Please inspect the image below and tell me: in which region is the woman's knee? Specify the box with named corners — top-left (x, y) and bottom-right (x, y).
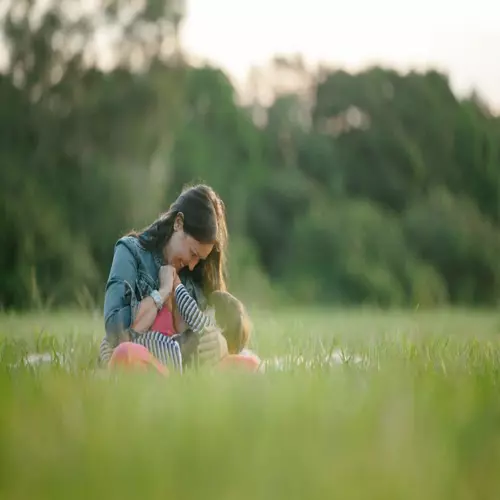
top-left (218, 353), bottom-right (261, 372)
top-left (109, 342), bottom-right (169, 376)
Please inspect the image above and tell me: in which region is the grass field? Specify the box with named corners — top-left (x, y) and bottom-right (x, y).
top-left (1, 308), bottom-right (500, 499)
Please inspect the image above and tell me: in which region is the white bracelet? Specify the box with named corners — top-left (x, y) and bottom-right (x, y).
top-left (150, 290), bottom-right (163, 310)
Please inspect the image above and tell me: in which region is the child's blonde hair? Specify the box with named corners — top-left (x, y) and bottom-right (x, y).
top-left (209, 291), bottom-right (251, 354)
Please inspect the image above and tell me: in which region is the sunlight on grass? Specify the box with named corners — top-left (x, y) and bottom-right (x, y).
top-left (1, 308), bottom-right (500, 499)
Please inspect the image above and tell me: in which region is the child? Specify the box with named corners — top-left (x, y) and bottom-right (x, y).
top-left (174, 281), bottom-right (248, 352)
top-left (173, 276), bottom-right (261, 371)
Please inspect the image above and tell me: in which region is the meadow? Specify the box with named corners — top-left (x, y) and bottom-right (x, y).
top-left (1, 307), bottom-right (500, 499)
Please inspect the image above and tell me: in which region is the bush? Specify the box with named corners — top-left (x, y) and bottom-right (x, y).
top-left (226, 236), bottom-right (283, 308)
top-left (403, 188), bottom-right (500, 305)
top-left (280, 199), bottom-right (449, 307)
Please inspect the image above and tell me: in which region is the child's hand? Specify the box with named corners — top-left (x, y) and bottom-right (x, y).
top-left (159, 265), bottom-right (176, 292)
top-left (198, 326), bottom-right (228, 366)
top-left (173, 271), bottom-right (181, 288)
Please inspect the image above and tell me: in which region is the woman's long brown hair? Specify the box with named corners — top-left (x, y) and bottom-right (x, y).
top-left (131, 184), bottom-right (228, 294)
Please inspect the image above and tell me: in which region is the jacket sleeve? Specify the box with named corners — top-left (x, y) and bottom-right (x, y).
top-left (103, 241), bottom-right (138, 346)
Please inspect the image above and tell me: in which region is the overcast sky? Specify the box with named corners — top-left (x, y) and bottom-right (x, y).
top-left (183, 0), bottom-right (500, 110)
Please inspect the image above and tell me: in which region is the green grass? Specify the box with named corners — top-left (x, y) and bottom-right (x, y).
top-left (1, 308), bottom-right (500, 499)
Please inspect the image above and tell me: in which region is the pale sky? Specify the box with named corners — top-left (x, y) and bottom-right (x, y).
top-left (182, 0), bottom-right (500, 110)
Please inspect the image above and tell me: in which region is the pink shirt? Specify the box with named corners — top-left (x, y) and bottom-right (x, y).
top-left (151, 307), bottom-right (175, 336)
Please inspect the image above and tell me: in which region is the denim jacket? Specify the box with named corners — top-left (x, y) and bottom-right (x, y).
top-left (103, 234), bottom-right (206, 348)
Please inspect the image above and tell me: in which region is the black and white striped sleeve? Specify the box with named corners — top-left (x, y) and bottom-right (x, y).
top-left (175, 283), bottom-right (215, 335)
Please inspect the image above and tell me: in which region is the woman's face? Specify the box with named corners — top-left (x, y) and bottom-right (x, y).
top-left (165, 217), bottom-right (214, 272)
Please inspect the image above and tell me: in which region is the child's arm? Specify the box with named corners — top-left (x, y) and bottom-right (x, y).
top-left (174, 282), bottom-right (216, 335)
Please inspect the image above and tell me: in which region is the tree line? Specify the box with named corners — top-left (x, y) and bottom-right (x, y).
top-left (1, 1), bottom-right (499, 309)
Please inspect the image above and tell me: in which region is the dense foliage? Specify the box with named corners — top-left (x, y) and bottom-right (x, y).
top-left (1, 1), bottom-right (499, 309)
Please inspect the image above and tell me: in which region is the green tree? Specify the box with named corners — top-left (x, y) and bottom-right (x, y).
top-left (403, 188), bottom-right (500, 305)
top-left (0, 0), bottom-right (184, 307)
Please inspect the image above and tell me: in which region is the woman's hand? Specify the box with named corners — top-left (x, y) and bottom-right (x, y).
top-left (198, 326), bottom-right (228, 365)
top-left (159, 265), bottom-right (176, 302)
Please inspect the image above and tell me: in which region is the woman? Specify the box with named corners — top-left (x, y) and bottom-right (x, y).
top-left (100, 184), bottom-right (229, 372)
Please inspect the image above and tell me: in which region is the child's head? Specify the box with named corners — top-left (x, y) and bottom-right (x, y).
top-left (208, 291), bottom-right (251, 354)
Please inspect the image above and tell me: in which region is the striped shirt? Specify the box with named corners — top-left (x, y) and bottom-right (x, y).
top-left (174, 283), bottom-right (215, 335)
top-left (99, 331), bottom-right (182, 372)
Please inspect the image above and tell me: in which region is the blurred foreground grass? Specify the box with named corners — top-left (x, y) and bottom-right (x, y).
top-left (1, 308), bottom-right (500, 499)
